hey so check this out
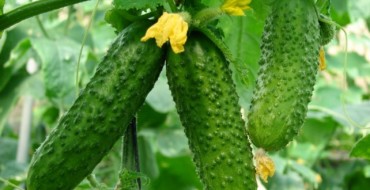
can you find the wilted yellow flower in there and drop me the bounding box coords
[141,12,189,54]
[221,0,252,16]
[319,46,326,71]
[255,149,275,183]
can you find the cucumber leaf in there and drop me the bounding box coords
[220,6,269,109]
[113,0,166,10]
[316,0,331,16]
[31,38,86,102]
[0,69,29,135]
[200,0,222,7]
[351,135,370,160]
[0,38,31,91]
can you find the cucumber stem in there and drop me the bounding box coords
[0,0,90,30]
[193,7,224,27]
[120,117,142,189]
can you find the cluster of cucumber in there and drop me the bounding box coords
[27,0,337,189]
[27,22,256,190]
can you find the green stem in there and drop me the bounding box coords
[86,174,99,188]
[121,117,141,189]
[75,0,100,95]
[64,6,74,35]
[0,0,90,30]
[194,26,235,65]
[35,15,50,38]
[193,7,224,27]
[0,177,24,190]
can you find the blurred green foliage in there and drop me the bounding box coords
[0,0,370,189]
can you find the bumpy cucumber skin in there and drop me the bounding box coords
[166,32,257,190]
[27,22,165,190]
[319,19,336,45]
[247,0,321,151]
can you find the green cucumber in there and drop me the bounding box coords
[247,0,321,151]
[27,21,165,190]
[166,32,257,189]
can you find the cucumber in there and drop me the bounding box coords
[166,32,257,189]
[247,0,321,151]
[27,21,165,190]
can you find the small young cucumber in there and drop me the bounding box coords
[247,0,321,151]
[166,32,257,189]
[27,21,165,190]
[319,16,336,45]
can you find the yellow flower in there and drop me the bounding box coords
[319,46,326,71]
[255,149,275,183]
[221,0,252,16]
[141,12,189,54]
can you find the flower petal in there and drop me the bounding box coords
[221,0,252,16]
[255,149,275,183]
[141,12,189,53]
[319,47,326,71]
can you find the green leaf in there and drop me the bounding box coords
[137,103,167,129]
[309,101,370,130]
[41,106,60,126]
[311,86,342,109]
[201,0,222,7]
[316,0,331,16]
[344,170,370,190]
[350,135,370,160]
[289,161,320,187]
[271,155,288,174]
[220,5,269,109]
[0,0,4,15]
[0,138,17,163]
[330,0,351,26]
[364,165,370,178]
[0,38,32,91]
[150,154,203,190]
[289,117,337,167]
[156,128,189,157]
[31,37,85,99]
[336,101,370,128]
[0,161,27,179]
[0,138,27,181]
[326,52,370,78]
[0,70,29,135]
[0,28,27,91]
[267,171,305,190]
[105,8,132,32]
[113,0,166,10]
[3,38,32,75]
